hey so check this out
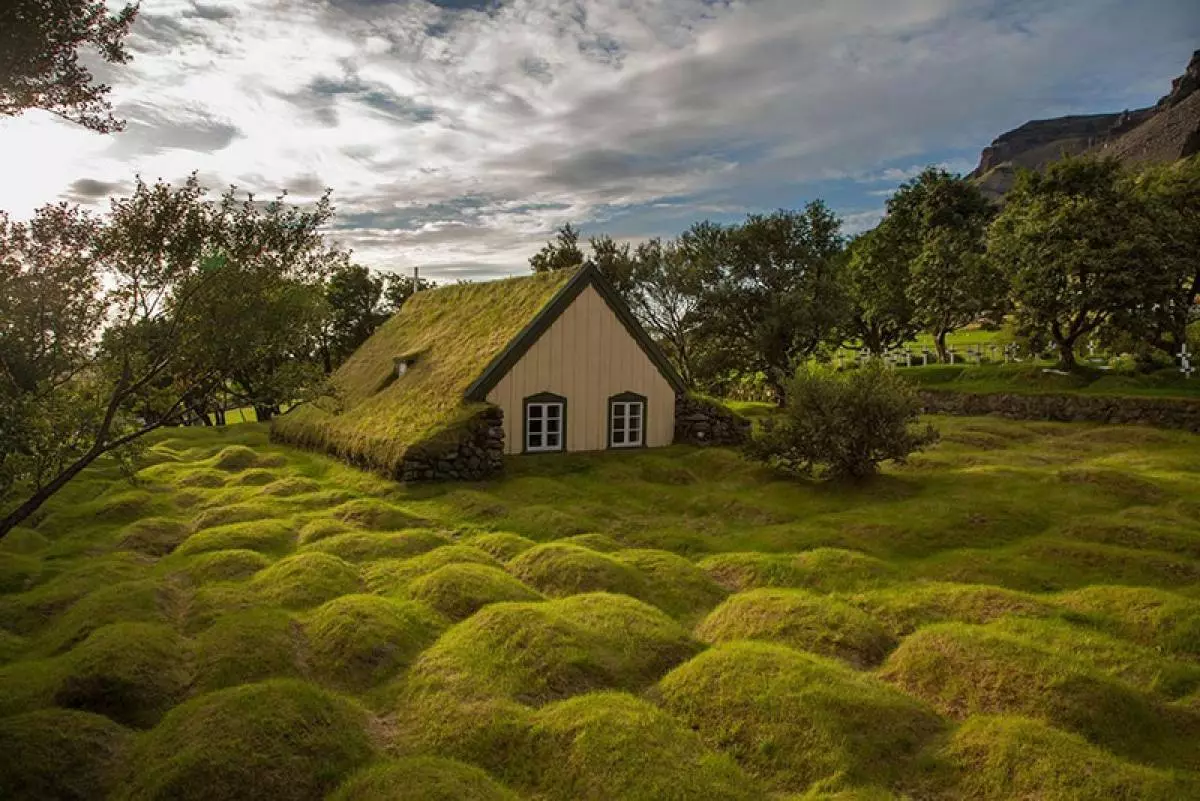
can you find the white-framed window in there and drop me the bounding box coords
[525,394,565,452]
[609,393,645,448]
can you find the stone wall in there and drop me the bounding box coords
[919,389,1200,433]
[400,406,505,482]
[674,395,752,446]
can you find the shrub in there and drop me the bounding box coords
[305,595,444,691]
[405,564,543,621]
[329,758,520,801]
[55,623,193,728]
[193,609,304,692]
[0,708,132,801]
[747,361,937,480]
[249,553,361,609]
[940,715,1195,800]
[506,543,650,600]
[695,588,896,667]
[409,593,699,705]
[656,641,943,793]
[118,679,375,801]
[529,691,765,801]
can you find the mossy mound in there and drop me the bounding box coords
[329,758,520,801]
[529,691,765,800]
[464,532,537,561]
[695,589,896,667]
[657,641,943,793]
[55,623,192,728]
[0,525,49,553]
[332,499,428,531]
[210,445,262,471]
[699,548,897,593]
[506,543,650,600]
[38,579,169,655]
[410,593,699,705]
[1057,585,1200,658]
[559,533,624,552]
[0,657,59,716]
[614,549,727,621]
[194,608,303,692]
[940,715,1196,800]
[0,552,41,594]
[0,553,151,634]
[0,629,27,663]
[260,476,322,497]
[846,582,1055,637]
[191,502,278,531]
[879,623,1172,766]
[0,708,132,801]
[249,552,362,609]
[166,549,271,585]
[363,546,500,595]
[185,582,259,631]
[305,595,444,691]
[231,469,278,487]
[302,529,451,562]
[1055,518,1200,560]
[1057,467,1169,504]
[174,519,296,557]
[119,679,375,801]
[116,518,192,557]
[298,518,355,545]
[405,563,543,621]
[173,469,226,489]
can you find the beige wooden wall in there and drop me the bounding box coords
[486,284,676,454]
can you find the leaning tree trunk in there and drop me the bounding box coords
[0,447,106,539]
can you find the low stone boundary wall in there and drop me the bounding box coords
[400,406,505,482]
[919,389,1200,433]
[675,395,752,446]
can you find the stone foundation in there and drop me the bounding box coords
[400,406,505,482]
[919,390,1200,433]
[674,395,751,446]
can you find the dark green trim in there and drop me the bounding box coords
[607,391,648,450]
[464,264,687,401]
[521,391,566,454]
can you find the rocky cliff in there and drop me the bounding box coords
[972,50,1200,199]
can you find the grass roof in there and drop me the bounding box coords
[273,269,576,476]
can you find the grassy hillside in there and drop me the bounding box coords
[2,418,1199,799]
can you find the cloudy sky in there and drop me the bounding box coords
[1,0,1197,280]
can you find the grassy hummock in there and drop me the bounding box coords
[363,546,500,595]
[193,608,304,692]
[329,757,521,801]
[844,581,1055,637]
[462,531,537,561]
[656,641,943,794]
[0,708,132,801]
[695,588,896,667]
[614,549,727,621]
[248,552,362,609]
[506,543,651,600]
[405,563,543,621]
[173,519,296,557]
[301,530,451,562]
[698,548,898,593]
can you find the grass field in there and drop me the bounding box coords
[2,418,1199,799]
[902,363,1200,399]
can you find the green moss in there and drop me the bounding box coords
[695,589,896,667]
[174,519,296,557]
[0,629,27,663]
[191,502,278,531]
[305,595,444,691]
[118,679,375,801]
[1057,467,1170,504]
[405,563,543,621]
[410,593,699,705]
[529,692,764,800]
[194,608,303,692]
[173,468,226,489]
[0,552,41,593]
[298,518,355,544]
[231,469,278,487]
[364,546,500,595]
[614,549,727,621]
[879,623,1180,767]
[0,657,61,716]
[506,543,651,600]
[116,518,192,557]
[249,552,361,609]
[0,553,152,634]
[329,758,520,801]
[0,525,49,553]
[37,579,170,655]
[260,476,322,497]
[656,641,943,794]
[332,499,429,531]
[55,623,192,728]
[844,582,1055,637]
[210,445,262,471]
[940,715,1196,800]
[699,548,898,593]
[165,549,271,585]
[302,529,451,562]
[0,708,132,801]
[559,533,624,552]
[463,532,537,561]
[1057,585,1200,658]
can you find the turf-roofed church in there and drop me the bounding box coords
[272,265,688,481]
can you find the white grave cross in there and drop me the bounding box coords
[1180,344,1195,379]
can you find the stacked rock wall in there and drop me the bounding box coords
[400,406,505,482]
[674,395,751,446]
[919,390,1200,433]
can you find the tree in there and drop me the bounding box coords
[322,264,385,372]
[588,234,638,295]
[623,237,703,387]
[988,157,1163,369]
[1,0,139,132]
[747,360,938,480]
[844,228,919,355]
[884,168,1003,362]
[381,271,435,313]
[529,223,585,273]
[696,204,848,401]
[0,176,349,539]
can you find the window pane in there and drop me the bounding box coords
[547,404,561,419]
[547,433,559,448]
[547,417,559,434]
[529,433,542,448]
[614,431,625,444]
[529,419,542,434]
[529,405,543,419]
